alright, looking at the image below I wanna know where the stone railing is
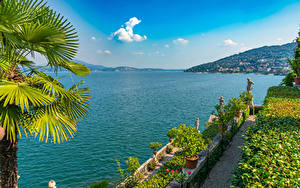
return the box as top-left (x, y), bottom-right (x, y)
top-left (135, 142), bottom-right (172, 176)
top-left (117, 142), bottom-right (172, 187)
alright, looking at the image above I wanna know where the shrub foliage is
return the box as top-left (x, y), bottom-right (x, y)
top-left (231, 86), bottom-right (300, 187)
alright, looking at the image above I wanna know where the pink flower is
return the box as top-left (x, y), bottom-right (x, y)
top-left (166, 169), bottom-right (170, 172)
top-left (188, 171), bottom-right (192, 175)
top-left (171, 169), bottom-right (174, 173)
top-left (175, 169), bottom-right (178, 173)
top-left (180, 166), bottom-right (184, 170)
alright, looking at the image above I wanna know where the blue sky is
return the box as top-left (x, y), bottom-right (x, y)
top-left (44, 0), bottom-right (300, 69)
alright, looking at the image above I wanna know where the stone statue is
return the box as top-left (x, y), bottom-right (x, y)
top-left (219, 96), bottom-right (225, 110)
top-left (195, 118), bottom-right (199, 130)
top-left (247, 78), bottom-right (254, 93)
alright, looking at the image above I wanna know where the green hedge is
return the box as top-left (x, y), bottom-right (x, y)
top-left (231, 86), bottom-right (300, 187)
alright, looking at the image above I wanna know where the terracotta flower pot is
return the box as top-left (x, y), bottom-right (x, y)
top-left (153, 151), bottom-right (157, 155)
top-left (185, 155), bottom-right (199, 169)
top-left (294, 77), bottom-right (300, 85)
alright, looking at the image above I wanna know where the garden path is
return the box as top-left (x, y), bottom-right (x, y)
top-left (200, 115), bottom-right (256, 188)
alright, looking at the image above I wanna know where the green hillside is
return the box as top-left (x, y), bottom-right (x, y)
top-left (185, 42), bottom-right (296, 75)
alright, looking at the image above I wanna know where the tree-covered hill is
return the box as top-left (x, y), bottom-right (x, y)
top-left (185, 42), bottom-right (296, 75)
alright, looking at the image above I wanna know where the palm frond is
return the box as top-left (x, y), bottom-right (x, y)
top-left (0, 80), bottom-right (55, 112)
top-left (63, 61), bottom-right (90, 77)
top-left (0, 103), bottom-right (23, 142)
top-left (64, 85), bottom-right (90, 122)
top-left (0, 55), bottom-right (11, 71)
top-left (28, 103), bottom-right (77, 143)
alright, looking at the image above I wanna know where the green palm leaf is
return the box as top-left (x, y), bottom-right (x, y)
top-left (29, 103), bottom-right (77, 143)
top-left (0, 81), bottom-right (55, 112)
top-left (0, 104), bottom-right (24, 142)
top-left (63, 61), bottom-right (90, 77)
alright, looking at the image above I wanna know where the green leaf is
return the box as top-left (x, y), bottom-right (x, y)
top-left (0, 81), bottom-right (55, 112)
top-left (63, 61), bottom-right (90, 77)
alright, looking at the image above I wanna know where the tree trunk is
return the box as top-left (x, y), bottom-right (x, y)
top-left (0, 136), bottom-right (18, 188)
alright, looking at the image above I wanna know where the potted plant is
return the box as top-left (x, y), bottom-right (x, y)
top-left (289, 32), bottom-right (300, 85)
top-left (227, 97), bottom-right (247, 118)
top-left (173, 124), bottom-right (206, 169)
top-left (166, 146), bottom-right (173, 154)
top-left (147, 160), bottom-right (156, 171)
top-left (211, 104), bottom-right (232, 139)
top-left (166, 127), bottom-right (177, 142)
top-left (149, 142), bottom-right (162, 155)
top-left (157, 153), bottom-right (164, 161)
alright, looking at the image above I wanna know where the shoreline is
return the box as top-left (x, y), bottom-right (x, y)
top-left (188, 72), bottom-right (285, 76)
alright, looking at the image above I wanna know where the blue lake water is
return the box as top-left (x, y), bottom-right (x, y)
top-left (17, 72), bottom-right (283, 187)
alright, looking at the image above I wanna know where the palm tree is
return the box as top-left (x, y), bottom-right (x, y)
top-left (0, 0), bottom-right (91, 187)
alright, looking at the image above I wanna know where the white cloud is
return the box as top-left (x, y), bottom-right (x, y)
top-left (96, 50), bottom-right (102, 54)
top-left (91, 36), bottom-right (96, 40)
top-left (104, 50), bottom-right (111, 55)
top-left (112, 17), bottom-right (147, 42)
top-left (173, 38), bottom-right (188, 45)
top-left (149, 50), bottom-right (165, 57)
top-left (224, 39), bottom-right (238, 46)
top-left (164, 44), bottom-right (170, 48)
top-left (133, 51), bottom-right (144, 55)
top-left (277, 37), bottom-right (283, 41)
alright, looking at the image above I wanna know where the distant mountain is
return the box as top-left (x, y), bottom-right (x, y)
top-left (73, 60), bottom-right (183, 72)
top-left (72, 60), bottom-right (107, 70)
top-left (185, 42), bottom-right (296, 75)
top-left (37, 60), bottom-right (183, 72)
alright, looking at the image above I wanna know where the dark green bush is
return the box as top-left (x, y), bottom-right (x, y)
top-left (281, 71), bottom-right (297, 87)
top-left (90, 180), bottom-right (109, 188)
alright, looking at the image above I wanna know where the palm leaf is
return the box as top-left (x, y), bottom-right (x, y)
top-left (29, 103), bottom-right (77, 143)
top-left (0, 81), bottom-right (55, 112)
top-left (0, 103), bottom-right (25, 142)
top-left (64, 86), bottom-right (90, 122)
top-left (63, 61), bottom-right (90, 77)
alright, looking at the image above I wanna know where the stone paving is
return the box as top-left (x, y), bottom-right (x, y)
top-left (201, 116), bottom-right (256, 188)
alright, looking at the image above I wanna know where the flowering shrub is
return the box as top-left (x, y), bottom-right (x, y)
top-left (231, 86), bottom-right (300, 187)
top-left (137, 154), bottom-right (186, 187)
top-left (147, 160), bottom-right (156, 171)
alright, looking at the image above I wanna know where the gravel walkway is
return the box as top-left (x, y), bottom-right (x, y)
top-left (201, 115), bottom-right (256, 188)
